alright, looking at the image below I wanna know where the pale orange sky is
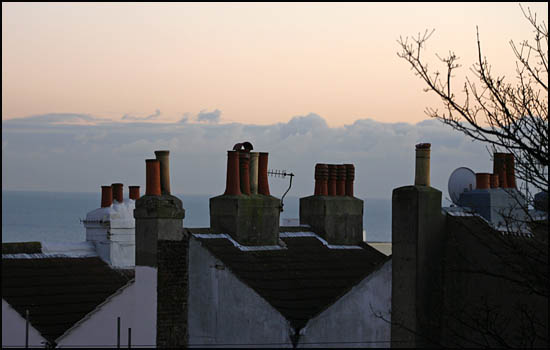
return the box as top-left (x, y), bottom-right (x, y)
top-left (2, 2), bottom-right (548, 126)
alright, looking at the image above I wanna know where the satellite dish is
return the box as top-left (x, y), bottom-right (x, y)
top-left (448, 167), bottom-right (476, 205)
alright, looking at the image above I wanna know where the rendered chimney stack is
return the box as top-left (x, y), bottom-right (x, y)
top-left (224, 150), bottom-right (241, 196)
top-left (154, 150), bottom-right (171, 195)
top-left (476, 173), bottom-right (490, 189)
top-left (345, 164), bottom-right (355, 197)
top-left (414, 143), bottom-right (431, 186)
top-left (328, 164), bottom-right (337, 196)
top-left (504, 153), bottom-right (517, 189)
top-left (490, 174), bottom-right (499, 188)
top-left (493, 153), bottom-right (508, 188)
top-left (249, 152), bottom-right (259, 194)
top-left (101, 186), bottom-right (113, 207)
top-left (239, 151), bottom-right (251, 195)
top-left (336, 165), bottom-right (347, 196)
top-left (112, 183), bottom-right (124, 203)
top-left (129, 186), bottom-right (140, 200)
top-left (258, 152), bottom-right (270, 196)
top-left (145, 159), bottom-right (161, 196)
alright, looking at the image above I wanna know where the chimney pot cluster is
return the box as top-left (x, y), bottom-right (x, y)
top-left (313, 163), bottom-right (355, 197)
top-left (223, 143), bottom-right (272, 197)
top-left (100, 184), bottom-right (140, 207)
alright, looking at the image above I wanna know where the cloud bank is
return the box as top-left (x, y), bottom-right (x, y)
top-left (2, 112), bottom-right (491, 202)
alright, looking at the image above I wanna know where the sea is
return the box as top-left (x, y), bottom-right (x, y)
top-left (2, 191), bottom-right (392, 244)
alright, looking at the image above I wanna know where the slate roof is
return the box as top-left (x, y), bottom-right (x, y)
top-left (190, 227), bottom-right (390, 331)
top-left (2, 255), bottom-right (134, 345)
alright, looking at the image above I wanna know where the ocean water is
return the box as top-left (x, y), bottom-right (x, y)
top-left (2, 191), bottom-right (392, 243)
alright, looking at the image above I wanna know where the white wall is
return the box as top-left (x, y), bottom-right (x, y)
top-left (297, 259), bottom-right (392, 348)
top-left (56, 266), bottom-right (156, 348)
top-left (188, 237), bottom-right (294, 348)
top-left (2, 299), bottom-right (47, 347)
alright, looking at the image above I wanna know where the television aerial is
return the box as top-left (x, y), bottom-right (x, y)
top-left (448, 167), bottom-right (476, 205)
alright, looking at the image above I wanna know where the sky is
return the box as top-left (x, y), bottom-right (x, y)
top-left (2, 2), bottom-right (547, 199)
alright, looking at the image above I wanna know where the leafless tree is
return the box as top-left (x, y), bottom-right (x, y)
top-left (396, 5), bottom-right (548, 347)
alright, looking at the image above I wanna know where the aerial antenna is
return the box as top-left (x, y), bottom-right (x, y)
top-left (268, 169), bottom-right (295, 212)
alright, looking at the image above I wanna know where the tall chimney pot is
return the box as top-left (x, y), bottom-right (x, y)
top-left (112, 183), bottom-right (124, 203)
top-left (224, 150), bottom-right (241, 196)
top-left (475, 173), bottom-right (490, 190)
top-left (493, 153), bottom-right (508, 188)
top-left (101, 186), bottom-right (113, 208)
top-left (504, 153), bottom-right (516, 189)
top-left (414, 143), bottom-right (431, 186)
top-left (345, 164), bottom-right (355, 197)
top-left (314, 164), bottom-right (326, 195)
top-left (129, 186), bottom-right (140, 200)
top-left (154, 150), bottom-right (171, 195)
top-left (249, 152), bottom-right (259, 194)
top-left (336, 165), bottom-right (347, 196)
top-left (239, 152), bottom-right (251, 195)
top-left (258, 152), bottom-right (270, 196)
top-left (328, 164), bottom-right (337, 196)
top-left (145, 159), bottom-right (161, 196)
top-left (490, 174), bottom-right (499, 188)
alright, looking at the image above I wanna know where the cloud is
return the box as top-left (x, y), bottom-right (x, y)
top-left (122, 109), bottom-right (161, 121)
top-left (2, 112), bottom-right (492, 202)
top-left (3, 113), bottom-right (102, 126)
top-left (196, 109), bottom-right (221, 123)
top-left (179, 112), bottom-right (191, 124)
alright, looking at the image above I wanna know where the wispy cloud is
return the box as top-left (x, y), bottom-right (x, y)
top-left (122, 109), bottom-right (161, 121)
top-left (196, 109), bottom-right (221, 123)
top-left (2, 112), bottom-right (491, 201)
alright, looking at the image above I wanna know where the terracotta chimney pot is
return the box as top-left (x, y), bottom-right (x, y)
top-left (328, 164), bottom-right (337, 196)
top-left (258, 152), bottom-right (271, 196)
top-left (336, 165), bottom-right (347, 196)
top-left (145, 159), bottom-right (161, 196)
top-left (224, 150), bottom-right (241, 196)
top-left (476, 173), bottom-right (490, 190)
top-left (129, 186), bottom-right (140, 200)
top-left (112, 183), bottom-right (124, 203)
top-left (493, 153), bottom-right (508, 188)
top-left (490, 174), bottom-right (499, 188)
top-left (314, 163), bottom-right (325, 196)
top-left (414, 143), bottom-right (431, 186)
top-left (154, 150), bottom-right (171, 195)
top-left (101, 186), bottom-right (113, 208)
top-left (239, 151), bottom-right (251, 195)
top-left (504, 153), bottom-right (516, 189)
top-left (345, 164), bottom-right (355, 197)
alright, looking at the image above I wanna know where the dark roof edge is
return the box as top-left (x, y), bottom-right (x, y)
top-left (54, 277), bottom-right (136, 344)
top-left (2, 242), bottom-right (42, 255)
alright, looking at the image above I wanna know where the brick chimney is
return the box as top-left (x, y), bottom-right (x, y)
top-left (84, 184), bottom-right (136, 268)
top-left (299, 163), bottom-right (363, 245)
top-left (134, 150), bottom-right (187, 347)
top-left (210, 144), bottom-right (281, 246)
top-left (391, 142), bottom-right (445, 347)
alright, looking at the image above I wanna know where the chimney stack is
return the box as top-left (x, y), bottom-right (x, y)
top-left (300, 162), bottom-right (363, 245)
top-left (134, 150), bottom-right (187, 347)
top-left (101, 186), bottom-right (113, 208)
top-left (112, 183), bottom-right (124, 203)
top-left (210, 144), bottom-right (281, 246)
top-left (414, 143), bottom-right (431, 186)
top-left (129, 186), bottom-right (140, 200)
top-left (475, 173), bottom-right (490, 190)
top-left (155, 150), bottom-right (171, 195)
top-left (345, 164), bottom-right (355, 197)
top-left (145, 159), bottom-right (162, 196)
top-left (249, 152), bottom-right (259, 194)
top-left (493, 153), bottom-right (508, 188)
top-left (391, 142), bottom-right (445, 347)
top-left (504, 153), bottom-right (516, 189)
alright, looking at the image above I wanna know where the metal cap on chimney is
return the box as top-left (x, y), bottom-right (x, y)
top-left (414, 143), bottom-right (431, 186)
